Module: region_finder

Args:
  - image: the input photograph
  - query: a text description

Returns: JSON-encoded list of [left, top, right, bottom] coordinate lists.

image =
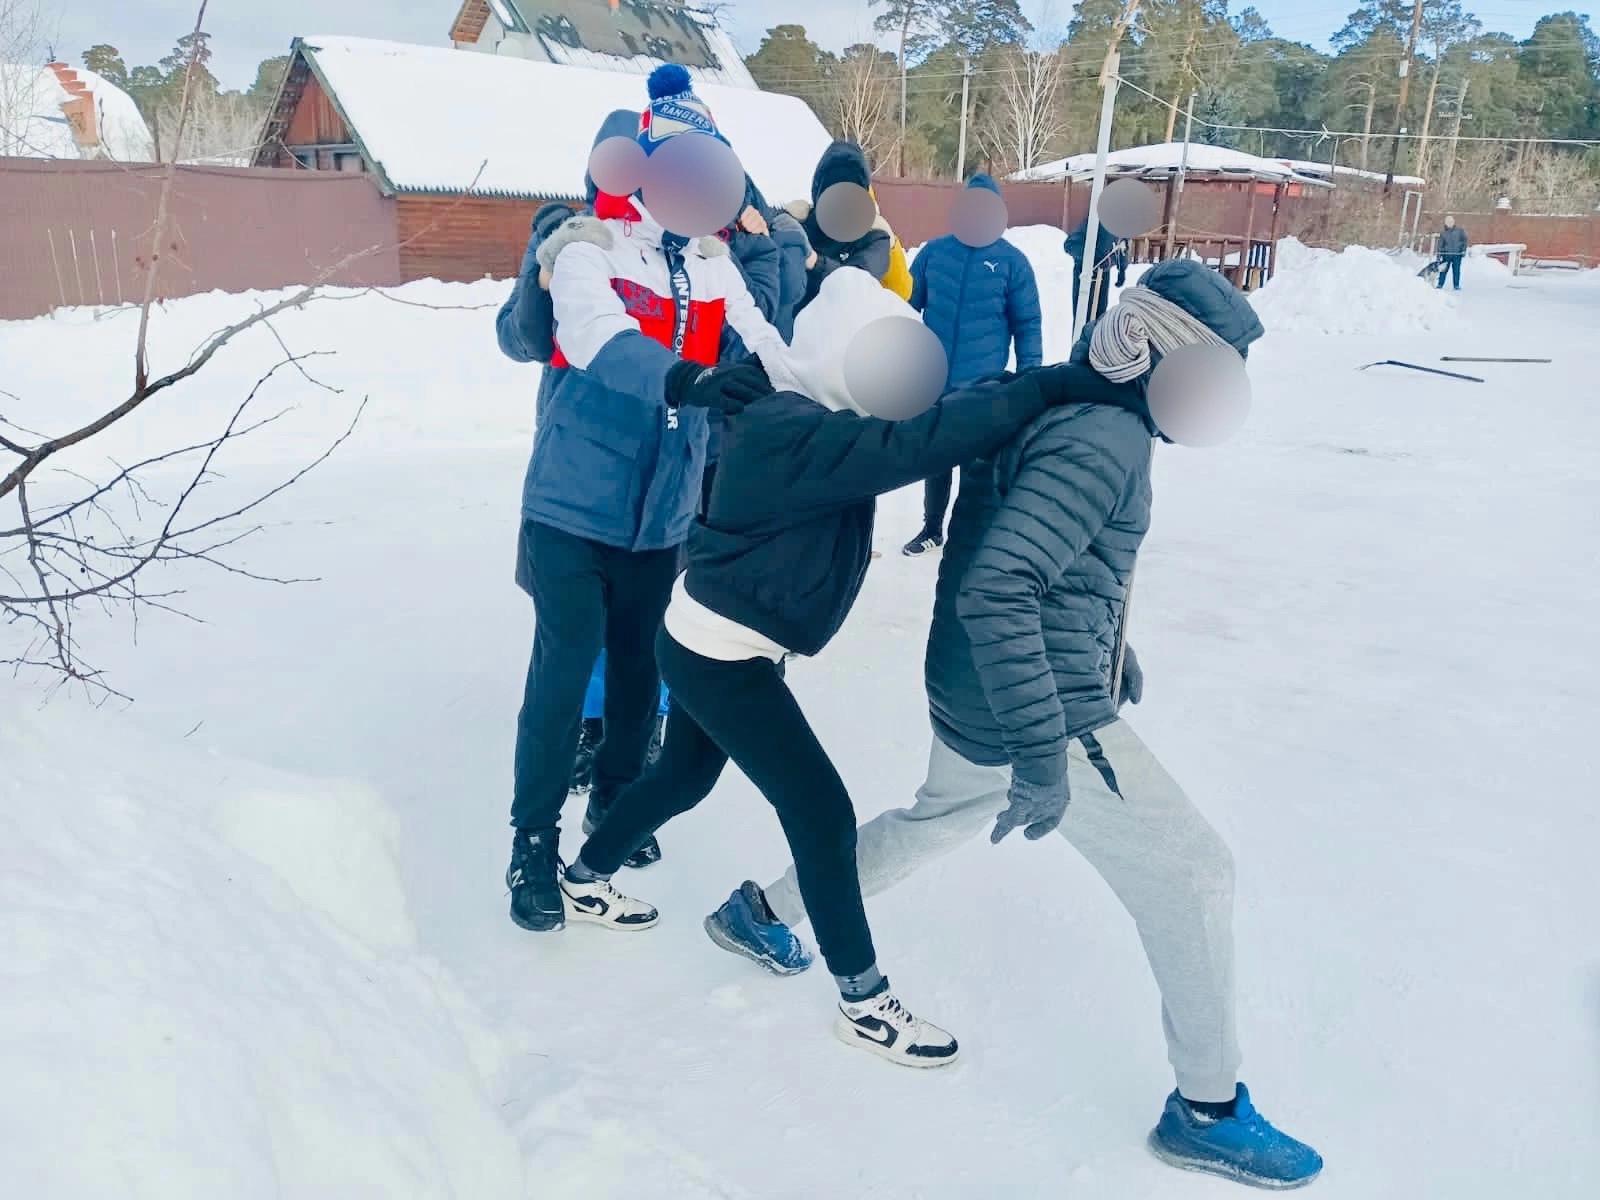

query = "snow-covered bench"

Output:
[[1473, 243, 1527, 274]]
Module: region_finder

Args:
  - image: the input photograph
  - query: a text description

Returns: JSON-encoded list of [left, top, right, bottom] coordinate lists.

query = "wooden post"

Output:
[[1160, 177, 1177, 259], [1163, 91, 1197, 260], [1236, 183, 1256, 286], [1266, 180, 1285, 282]]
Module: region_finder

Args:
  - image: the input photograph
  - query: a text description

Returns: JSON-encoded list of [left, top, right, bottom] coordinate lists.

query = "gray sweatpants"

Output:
[[764, 720, 1241, 1102]]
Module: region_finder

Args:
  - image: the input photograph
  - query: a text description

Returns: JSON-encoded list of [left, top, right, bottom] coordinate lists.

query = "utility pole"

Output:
[[1163, 91, 1197, 259], [1439, 74, 1470, 207], [1384, 0, 1427, 195], [1073, 0, 1142, 340], [955, 55, 974, 181]]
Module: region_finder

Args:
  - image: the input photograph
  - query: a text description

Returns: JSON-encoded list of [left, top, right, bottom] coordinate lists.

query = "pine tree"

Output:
[[81, 45, 130, 88]]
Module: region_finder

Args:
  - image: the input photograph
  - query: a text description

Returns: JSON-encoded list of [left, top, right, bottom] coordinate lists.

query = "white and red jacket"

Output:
[[526, 198, 788, 553]]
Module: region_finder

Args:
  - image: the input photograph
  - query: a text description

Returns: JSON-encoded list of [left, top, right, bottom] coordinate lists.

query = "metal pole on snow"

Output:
[[1074, 0, 1142, 341]]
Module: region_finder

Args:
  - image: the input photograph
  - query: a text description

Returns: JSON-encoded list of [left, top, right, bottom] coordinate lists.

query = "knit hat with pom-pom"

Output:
[[637, 63, 727, 155]]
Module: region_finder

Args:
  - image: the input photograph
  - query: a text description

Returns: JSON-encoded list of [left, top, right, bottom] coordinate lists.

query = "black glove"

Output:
[[991, 772, 1070, 843], [664, 358, 772, 417], [1119, 643, 1143, 708]]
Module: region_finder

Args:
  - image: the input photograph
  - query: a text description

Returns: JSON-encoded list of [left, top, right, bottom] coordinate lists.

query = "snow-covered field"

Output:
[[3, 239, 1598, 1198]]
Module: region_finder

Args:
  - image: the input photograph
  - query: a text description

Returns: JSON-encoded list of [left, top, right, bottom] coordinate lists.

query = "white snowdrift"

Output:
[[1250, 237, 1460, 334], [0, 691, 525, 1199]]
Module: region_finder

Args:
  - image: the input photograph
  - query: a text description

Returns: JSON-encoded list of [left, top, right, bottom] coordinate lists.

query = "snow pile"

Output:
[[0, 279, 533, 479], [0, 689, 525, 1199], [1250, 237, 1459, 334], [1463, 251, 1514, 288]]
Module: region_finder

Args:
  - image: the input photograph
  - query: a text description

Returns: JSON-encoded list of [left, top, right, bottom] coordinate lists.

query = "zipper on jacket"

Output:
[[951, 246, 972, 386]]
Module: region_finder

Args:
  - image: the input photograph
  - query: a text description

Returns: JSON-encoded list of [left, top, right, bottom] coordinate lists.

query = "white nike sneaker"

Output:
[[834, 989, 959, 1068], [559, 871, 659, 931]]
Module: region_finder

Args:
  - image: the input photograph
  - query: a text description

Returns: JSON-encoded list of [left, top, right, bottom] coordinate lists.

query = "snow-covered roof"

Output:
[[1277, 158, 1426, 189], [0, 62, 154, 162], [297, 36, 828, 201], [1015, 142, 1329, 186]]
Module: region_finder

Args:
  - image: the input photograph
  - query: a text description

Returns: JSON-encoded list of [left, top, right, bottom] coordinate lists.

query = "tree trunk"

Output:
[[1359, 81, 1376, 171], [1417, 59, 1440, 178], [897, 12, 911, 177], [1164, 22, 1199, 144]]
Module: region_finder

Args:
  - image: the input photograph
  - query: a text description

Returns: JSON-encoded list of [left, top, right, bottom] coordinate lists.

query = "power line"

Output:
[[1111, 72, 1600, 148]]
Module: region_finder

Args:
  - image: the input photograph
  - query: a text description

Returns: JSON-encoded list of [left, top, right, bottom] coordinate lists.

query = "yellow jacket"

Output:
[[877, 214, 914, 301]]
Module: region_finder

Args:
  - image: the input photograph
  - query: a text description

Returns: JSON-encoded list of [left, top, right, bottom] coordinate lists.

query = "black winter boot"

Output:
[[569, 718, 603, 794], [507, 827, 565, 931]]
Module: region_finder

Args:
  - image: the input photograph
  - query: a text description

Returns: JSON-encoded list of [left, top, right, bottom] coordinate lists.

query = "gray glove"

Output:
[[991, 773, 1070, 844], [1119, 643, 1143, 708]]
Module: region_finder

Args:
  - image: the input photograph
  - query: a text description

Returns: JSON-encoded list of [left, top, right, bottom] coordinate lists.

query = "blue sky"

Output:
[[41, 1, 1599, 91]]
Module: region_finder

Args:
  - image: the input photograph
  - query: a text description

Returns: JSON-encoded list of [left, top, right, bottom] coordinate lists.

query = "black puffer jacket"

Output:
[[684, 366, 1136, 657], [1439, 224, 1469, 256], [796, 141, 892, 306], [926, 261, 1264, 786]]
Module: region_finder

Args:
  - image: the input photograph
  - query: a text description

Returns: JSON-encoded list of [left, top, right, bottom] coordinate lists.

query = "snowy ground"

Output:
[[3, 244, 1599, 1198]]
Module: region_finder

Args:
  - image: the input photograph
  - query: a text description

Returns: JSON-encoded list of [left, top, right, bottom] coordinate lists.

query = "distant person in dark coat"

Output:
[[901, 173, 1044, 557], [1066, 216, 1128, 321], [733, 261, 1324, 1190], [1436, 215, 1468, 291]]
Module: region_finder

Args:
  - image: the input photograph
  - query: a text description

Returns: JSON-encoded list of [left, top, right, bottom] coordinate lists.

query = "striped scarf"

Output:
[[1089, 286, 1232, 383]]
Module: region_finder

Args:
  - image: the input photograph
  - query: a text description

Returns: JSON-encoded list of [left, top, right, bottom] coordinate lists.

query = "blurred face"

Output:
[[1445, 216, 1456, 228], [841, 317, 947, 420]]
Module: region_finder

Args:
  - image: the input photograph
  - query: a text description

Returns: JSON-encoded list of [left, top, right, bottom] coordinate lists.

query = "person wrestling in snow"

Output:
[[709, 261, 1324, 1186], [497, 71, 789, 931], [542, 265, 1144, 1069]]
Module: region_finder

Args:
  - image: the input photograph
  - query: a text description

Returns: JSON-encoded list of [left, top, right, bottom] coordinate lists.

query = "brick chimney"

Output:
[[46, 61, 100, 152]]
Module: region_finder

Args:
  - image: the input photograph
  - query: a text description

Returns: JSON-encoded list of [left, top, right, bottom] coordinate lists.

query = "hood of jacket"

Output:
[[966, 172, 1001, 195], [1066, 260, 1262, 437], [768, 267, 921, 415], [811, 140, 872, 204], [1138, 259, 1264, 356], [584, 108, 643, 204]]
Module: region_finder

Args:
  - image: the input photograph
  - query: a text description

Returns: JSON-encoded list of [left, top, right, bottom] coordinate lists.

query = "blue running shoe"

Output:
[[1148, 1084, 1322, 1190], [704, 882, 814, 976]]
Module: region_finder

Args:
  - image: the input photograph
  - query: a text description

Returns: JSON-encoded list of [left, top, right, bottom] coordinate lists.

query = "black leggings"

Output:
[[580, 630, 877, 979], [922, 469, 953, 537]]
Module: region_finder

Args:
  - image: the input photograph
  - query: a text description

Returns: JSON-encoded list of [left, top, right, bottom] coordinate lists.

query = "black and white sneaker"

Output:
[[901, 530, 944, 557], [835, 989, 959, 1068], [559, 869, 659, 930], [507, 828, 564, 932]]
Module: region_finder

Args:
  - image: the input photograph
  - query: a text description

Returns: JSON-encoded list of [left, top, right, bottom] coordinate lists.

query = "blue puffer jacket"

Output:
[[910, 175, 1043, 389], [926, 261, 1264, 788]]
